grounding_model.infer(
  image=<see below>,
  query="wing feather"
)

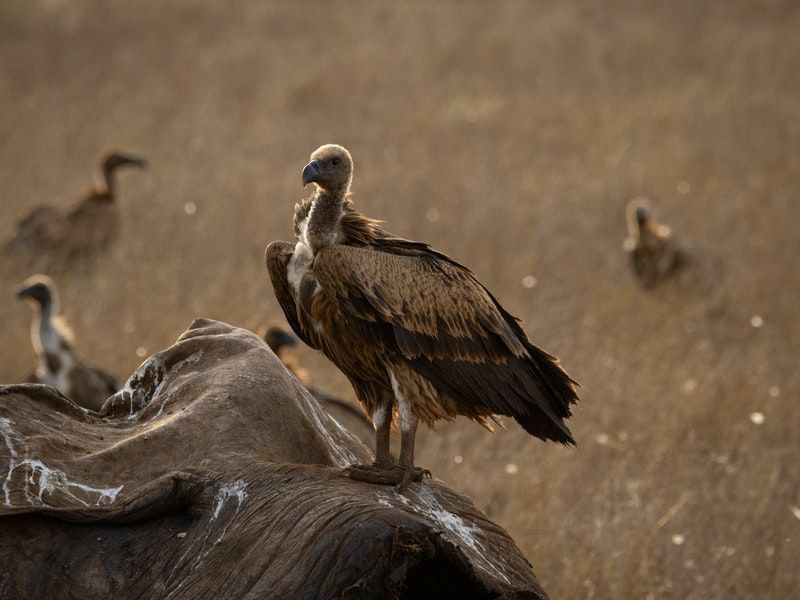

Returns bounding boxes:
[312,242,578,443]
[265,241,320,350]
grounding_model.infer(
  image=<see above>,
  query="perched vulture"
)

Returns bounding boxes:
[266,144,578,486]
[15,275,119,411]
[4,149,146,261]
[624,198,686,288]
[264,324,375,449]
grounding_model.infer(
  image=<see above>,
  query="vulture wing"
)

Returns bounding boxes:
[312,242,578,444]
[265,241,320,350]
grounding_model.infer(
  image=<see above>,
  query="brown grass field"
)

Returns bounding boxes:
[1,1,798,597]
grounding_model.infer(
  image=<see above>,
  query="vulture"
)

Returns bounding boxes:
[266,144,578,486]
[15,275,119,411]
[264,325,376,449]
[624,198,686,288]
[4,149,146,261]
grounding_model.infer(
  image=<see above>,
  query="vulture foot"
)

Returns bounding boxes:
[343,464,430,486]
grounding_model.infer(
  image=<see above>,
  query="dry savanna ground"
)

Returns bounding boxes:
[1,1,798,598]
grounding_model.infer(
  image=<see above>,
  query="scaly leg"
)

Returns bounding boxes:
[345,377,430,487]
[344,394,400,484]
[395,406,430,490]
[372,399,393,468]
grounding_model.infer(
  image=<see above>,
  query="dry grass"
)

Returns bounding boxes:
[1,1,799,597]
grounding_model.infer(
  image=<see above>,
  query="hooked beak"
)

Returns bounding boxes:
[635,206,650,226]
[14,284,30,300]
[124,154,147,168]
[302,159,322,187]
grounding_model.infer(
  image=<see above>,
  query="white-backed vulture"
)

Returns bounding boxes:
[265,144,578,486]
[4,149,146,261]
[624,198,686,288]
[16,275,119,411]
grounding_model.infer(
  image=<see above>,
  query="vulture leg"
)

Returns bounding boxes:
[398,412,418,468]
[396,401,430,489]
[344,394,402,484]
[373,397,393,468]
[345,388,429,488]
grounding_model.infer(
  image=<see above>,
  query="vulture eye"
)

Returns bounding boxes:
[331,158,340,167]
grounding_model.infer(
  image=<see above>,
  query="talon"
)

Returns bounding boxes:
[395,466,432,493]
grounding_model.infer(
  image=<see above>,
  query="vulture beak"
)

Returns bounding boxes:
[124,154,147,168]
[14,284,30,299]
[635,206,650,226]
[302,159,322,187]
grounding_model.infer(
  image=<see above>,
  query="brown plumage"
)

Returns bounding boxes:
[16,275,119,411]
[263,325,376,449]
[266,144,578,485]
[624,198,687,288]
[5,149,146,262]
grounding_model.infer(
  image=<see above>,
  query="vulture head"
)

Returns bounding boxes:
[264,326,298,355]
[301,144,353,194]
[635,204,650,227]
[625,197,656,242]
[15,275,56,308]
[101,150,147,172]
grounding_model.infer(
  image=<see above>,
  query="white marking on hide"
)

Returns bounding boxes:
[1,417,18,506]
[115,355,166,420]
[374,488,512,585]
[286,379,361,467]
[211,480,247,521]
[0,417,123,508]
[209,480,247,544]
[115,351,202,422]
[303,397,360,467]
[16,459,123,506]
[173,350,204,372]
[167,479,249,588]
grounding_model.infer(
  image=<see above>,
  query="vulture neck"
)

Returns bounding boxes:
[93,165,116,200]
[306,188,346,252]
[31,296,57,355]
[639,221,659,244]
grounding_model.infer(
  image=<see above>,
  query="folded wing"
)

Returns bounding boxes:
[312,241,578,444]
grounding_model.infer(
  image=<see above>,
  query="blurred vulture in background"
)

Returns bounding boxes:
[16,275,119,411]
[624,198,688,288]
[266,144,578,486]
[263,324,375,450]
[4,149,146,264]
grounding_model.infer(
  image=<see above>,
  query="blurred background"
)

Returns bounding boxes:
[1,1,798,597]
